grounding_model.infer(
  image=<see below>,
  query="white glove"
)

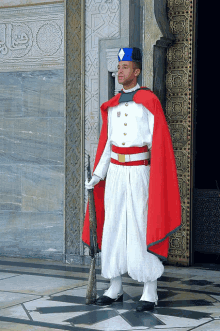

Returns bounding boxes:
[85,174,101,190]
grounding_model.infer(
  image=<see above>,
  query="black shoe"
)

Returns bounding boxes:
[95,293,123,306]
[136,300,155,312]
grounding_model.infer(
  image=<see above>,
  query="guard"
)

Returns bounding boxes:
[82,47,181,311]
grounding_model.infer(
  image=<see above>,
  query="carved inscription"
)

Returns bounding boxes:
[0,3,64,71]
[0,23,32,57]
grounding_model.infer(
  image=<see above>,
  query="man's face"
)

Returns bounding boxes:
[117,61,140,87]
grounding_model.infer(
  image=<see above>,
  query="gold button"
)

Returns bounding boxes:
[124,133,127,136]
[124,123,127,126]
[125,103,128,106]
[125,113,128,116]
[122,142,125,145]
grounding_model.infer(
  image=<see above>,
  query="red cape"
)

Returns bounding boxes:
[82,88,182,260]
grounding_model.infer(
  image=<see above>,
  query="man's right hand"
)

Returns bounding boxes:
[85,174,101,190]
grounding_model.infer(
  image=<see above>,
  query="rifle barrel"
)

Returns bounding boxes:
[85,154,97,304]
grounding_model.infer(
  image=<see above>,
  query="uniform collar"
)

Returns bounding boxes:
[122,83,140,93]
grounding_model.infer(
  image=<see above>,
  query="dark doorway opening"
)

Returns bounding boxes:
[194,2,220,190]
[194,252,220,270]
[192,0,220,267]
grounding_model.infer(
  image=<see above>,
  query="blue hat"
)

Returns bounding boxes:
[118,47,142,62]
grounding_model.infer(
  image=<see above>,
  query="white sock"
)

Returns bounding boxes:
[140,280,158,303]
[103,275,123,299]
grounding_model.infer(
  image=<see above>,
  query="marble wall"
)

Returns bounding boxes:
[0,3,65,261]
[0,70,65,260]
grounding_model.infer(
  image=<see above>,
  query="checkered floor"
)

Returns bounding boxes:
[0,257,219,330]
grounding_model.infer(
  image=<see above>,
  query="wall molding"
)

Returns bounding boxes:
[0,0,63,9]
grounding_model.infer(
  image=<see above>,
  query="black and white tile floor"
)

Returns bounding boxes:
[0,257,219,330]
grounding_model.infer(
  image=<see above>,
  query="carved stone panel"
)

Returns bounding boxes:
[84,0,120,167]
[166,0,194,265]
[0,3,64,72]
[169,123,188,149]
[81,0,120,259]
[166,95,188,121]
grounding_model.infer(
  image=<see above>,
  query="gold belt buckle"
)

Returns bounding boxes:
[118,154,125,163]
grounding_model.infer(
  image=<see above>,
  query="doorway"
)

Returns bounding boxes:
[192,0,220,267]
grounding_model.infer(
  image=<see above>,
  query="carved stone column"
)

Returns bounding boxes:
[165,0,195,266]
[143,0,174,110]
[65,0,85,263]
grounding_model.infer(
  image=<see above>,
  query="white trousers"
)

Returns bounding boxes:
[101,163,164,283]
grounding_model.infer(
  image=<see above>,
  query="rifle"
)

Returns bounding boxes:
[85,155,98,304]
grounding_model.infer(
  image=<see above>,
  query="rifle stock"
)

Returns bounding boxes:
[85,155,97,304]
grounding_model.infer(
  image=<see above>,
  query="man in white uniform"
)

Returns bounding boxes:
[85,47,165,311]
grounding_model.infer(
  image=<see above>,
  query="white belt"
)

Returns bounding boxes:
[111,151,150,163]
